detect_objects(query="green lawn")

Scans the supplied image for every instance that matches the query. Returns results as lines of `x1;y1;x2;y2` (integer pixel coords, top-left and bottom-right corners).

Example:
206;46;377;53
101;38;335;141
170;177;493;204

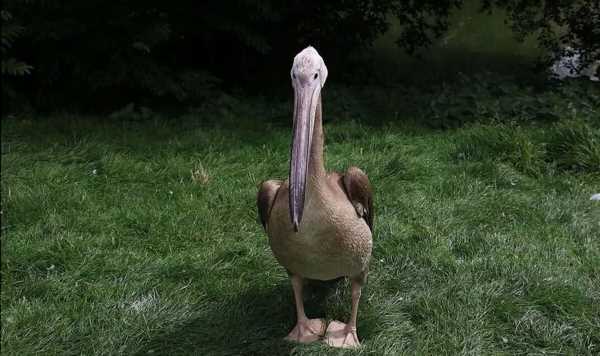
2;82;600;355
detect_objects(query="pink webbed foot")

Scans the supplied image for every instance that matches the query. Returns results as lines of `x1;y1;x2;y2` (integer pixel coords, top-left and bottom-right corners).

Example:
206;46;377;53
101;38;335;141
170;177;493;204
324;320;360;348
284;318;326;343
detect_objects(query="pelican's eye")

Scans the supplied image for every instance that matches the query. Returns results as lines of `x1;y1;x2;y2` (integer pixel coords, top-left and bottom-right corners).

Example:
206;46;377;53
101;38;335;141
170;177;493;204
292;73;296;79
313;73;318;80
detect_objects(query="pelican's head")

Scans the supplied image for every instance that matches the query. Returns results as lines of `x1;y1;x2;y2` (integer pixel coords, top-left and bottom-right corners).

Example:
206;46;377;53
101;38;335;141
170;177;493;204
290;46;328;90
289;46;328;232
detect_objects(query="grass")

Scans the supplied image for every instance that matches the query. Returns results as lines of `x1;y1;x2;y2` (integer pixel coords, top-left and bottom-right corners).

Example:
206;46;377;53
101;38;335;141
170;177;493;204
2;82;599;355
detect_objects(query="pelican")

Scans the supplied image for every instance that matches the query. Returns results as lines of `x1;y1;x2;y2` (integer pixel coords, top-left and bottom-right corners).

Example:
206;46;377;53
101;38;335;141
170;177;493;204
257;47;373;348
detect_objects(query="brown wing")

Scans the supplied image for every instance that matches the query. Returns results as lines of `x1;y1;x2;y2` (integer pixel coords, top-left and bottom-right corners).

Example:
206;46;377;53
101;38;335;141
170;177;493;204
257;180;283;230
342;166;374;232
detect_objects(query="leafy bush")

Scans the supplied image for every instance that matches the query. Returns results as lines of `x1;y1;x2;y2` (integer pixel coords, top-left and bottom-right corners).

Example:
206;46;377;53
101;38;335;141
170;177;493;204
1;8;33;113
3;0;398;110
326;71;598;129
1;10;32;77
483;0;600;71
424;72;600;127
3;0;598;112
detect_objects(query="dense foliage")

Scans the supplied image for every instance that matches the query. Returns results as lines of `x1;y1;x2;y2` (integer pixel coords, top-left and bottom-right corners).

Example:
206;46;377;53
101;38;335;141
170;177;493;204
483;0;600;69
1;10;32;76
1;8;33;107
1;0;598;112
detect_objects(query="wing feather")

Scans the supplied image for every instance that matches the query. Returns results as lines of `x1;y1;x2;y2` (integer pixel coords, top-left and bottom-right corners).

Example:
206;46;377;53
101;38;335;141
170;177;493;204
257;180;282;230
342;167;374;232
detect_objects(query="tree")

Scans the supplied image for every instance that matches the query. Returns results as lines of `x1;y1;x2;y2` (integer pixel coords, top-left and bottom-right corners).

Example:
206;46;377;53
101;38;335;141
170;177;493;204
1;9;32;76
482;0;600;71
2;0;598;112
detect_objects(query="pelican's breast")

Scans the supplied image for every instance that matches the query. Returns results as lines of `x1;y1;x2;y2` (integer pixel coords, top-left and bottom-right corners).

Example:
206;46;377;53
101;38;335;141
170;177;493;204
267;179;372;281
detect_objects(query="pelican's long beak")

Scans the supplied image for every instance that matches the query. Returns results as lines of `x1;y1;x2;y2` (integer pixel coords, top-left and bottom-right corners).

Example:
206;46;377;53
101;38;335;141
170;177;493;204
289;82;321;232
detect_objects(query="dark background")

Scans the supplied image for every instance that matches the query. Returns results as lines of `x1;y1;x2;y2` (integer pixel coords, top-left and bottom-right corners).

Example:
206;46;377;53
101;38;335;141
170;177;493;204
2;0;599;113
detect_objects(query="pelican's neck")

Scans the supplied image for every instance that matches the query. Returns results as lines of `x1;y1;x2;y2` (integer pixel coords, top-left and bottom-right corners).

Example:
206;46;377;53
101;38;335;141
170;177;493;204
308;96;325;180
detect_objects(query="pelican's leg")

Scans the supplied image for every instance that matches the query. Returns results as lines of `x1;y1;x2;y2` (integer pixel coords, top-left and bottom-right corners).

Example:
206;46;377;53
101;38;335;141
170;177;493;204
285;275;326;343
324;279;362;348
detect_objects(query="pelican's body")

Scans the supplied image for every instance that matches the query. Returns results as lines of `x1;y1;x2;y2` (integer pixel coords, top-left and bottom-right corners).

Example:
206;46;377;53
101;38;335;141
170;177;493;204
257;47;373;348
267;174;372;281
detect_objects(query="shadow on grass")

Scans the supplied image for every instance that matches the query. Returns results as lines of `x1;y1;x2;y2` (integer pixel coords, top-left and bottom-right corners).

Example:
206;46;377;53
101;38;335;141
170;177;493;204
135;279;349;356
